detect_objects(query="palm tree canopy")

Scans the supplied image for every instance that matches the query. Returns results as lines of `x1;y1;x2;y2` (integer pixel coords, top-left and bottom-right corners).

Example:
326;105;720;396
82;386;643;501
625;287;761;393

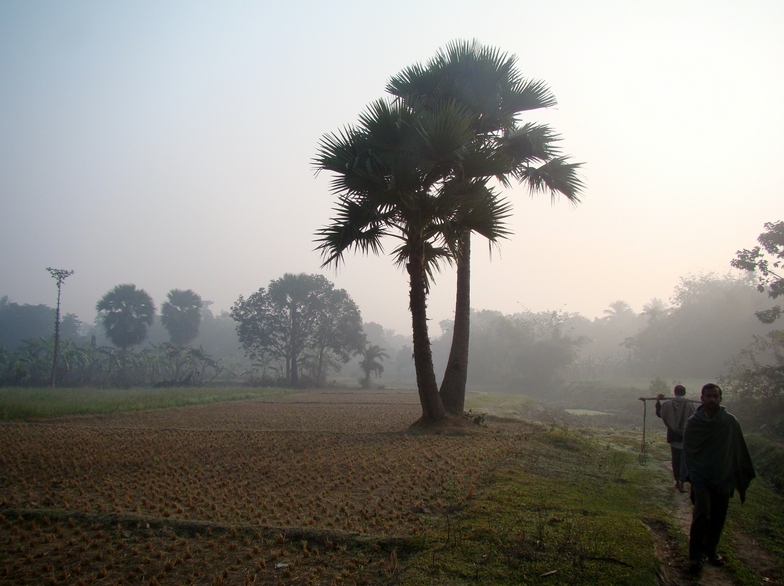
161;289;203;346
314;98;512;289
96;284;156;349
387;39;584;203
603;300;634;319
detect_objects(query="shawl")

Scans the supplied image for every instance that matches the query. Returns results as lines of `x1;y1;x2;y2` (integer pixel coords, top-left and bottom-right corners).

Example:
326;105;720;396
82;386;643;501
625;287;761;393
659;397;697;447
683;406;756;503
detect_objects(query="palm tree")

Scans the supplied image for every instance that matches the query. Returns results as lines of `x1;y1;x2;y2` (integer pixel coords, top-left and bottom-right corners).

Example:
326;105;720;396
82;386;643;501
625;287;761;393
96;284;156;350
642;298;668;322
315;98;510;423
603;300;634;320
161;289;203;346
387;40;584;414
359;343;389;388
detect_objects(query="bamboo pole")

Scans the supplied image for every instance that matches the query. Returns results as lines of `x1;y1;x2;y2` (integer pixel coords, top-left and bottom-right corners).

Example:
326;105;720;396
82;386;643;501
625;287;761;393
638;397;701;403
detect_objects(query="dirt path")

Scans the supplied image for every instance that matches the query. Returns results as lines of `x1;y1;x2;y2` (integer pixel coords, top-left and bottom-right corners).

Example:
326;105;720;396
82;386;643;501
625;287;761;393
645;486;734;586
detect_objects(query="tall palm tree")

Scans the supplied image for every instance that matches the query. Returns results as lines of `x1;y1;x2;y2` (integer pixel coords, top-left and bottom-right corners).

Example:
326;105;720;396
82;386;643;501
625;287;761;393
46;267;74;388
161;289;203;346
96;284;156;350
387;40;584;414
315;98;511;423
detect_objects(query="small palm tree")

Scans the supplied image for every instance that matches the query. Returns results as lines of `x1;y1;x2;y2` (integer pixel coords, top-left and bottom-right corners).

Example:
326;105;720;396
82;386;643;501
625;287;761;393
161;289;203;346
96;284;156;350
359;344;389;388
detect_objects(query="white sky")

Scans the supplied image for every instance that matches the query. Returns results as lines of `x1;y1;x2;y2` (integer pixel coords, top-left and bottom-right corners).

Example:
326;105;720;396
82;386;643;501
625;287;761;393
1;0;782;336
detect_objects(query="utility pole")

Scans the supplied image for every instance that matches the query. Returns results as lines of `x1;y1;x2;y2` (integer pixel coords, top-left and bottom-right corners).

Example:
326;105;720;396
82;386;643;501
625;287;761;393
46;267;74;388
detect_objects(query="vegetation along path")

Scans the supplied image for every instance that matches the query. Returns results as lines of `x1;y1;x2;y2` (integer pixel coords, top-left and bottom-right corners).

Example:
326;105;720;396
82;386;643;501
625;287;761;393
0;388;781;585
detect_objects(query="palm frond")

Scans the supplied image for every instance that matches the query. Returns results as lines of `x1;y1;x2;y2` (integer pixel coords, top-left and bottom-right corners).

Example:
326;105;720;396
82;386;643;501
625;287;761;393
314;198;387;267
504;78;558;112
503;123;562;162
517;157;585;203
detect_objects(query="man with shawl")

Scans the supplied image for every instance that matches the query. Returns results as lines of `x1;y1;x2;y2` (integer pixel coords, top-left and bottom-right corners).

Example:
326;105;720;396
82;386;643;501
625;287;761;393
683;383;755;575
656;384;697;491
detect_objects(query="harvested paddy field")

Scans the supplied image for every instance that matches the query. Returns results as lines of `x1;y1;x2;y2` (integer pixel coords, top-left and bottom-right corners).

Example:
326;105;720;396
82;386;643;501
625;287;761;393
1;389;782;585
0;390;532;585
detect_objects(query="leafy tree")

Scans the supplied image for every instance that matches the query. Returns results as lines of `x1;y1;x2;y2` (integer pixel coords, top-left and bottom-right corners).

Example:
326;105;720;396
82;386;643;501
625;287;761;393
96;284;156;350
161;289;203;345
732;220;784;324
394;344;415;381
0;298;81;351
386;40;584;414
720;330;784;429
309;285;365;384
230;274;364;387
359;343;389;388
193;303;241;360
723;221;784;429
0;299;54;350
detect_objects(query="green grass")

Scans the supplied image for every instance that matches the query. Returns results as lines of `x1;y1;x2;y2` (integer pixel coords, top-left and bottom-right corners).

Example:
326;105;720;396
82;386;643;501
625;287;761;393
397;426;668;585
723;466;784;585
746;433;784;493
465;391;534;411
397;424;782;585
0;386;289;420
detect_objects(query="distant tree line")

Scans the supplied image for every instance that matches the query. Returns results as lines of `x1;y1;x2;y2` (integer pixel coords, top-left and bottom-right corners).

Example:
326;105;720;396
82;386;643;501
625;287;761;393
351;271;779;400
0;285;220;387
0;296;81;351
0;272;776;393
2;223;782;428
0;275;368;389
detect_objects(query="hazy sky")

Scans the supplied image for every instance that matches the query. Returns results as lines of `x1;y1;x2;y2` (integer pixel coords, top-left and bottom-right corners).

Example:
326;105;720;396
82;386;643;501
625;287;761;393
2;0;782;336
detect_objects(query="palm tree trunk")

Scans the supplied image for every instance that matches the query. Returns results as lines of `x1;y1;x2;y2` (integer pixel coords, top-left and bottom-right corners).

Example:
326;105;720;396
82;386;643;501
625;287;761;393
440;231;471;414
407;248;446;423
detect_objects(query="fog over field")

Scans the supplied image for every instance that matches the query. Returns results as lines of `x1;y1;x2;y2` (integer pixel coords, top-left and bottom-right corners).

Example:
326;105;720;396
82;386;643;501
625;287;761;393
1;1;782;335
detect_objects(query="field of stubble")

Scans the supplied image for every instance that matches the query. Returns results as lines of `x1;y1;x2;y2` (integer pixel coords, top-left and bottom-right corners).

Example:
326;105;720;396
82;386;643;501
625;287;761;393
0;390;536;585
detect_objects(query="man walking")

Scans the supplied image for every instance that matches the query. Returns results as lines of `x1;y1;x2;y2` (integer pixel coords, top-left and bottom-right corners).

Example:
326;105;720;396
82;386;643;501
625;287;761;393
656;384;697;491
683;383;755;575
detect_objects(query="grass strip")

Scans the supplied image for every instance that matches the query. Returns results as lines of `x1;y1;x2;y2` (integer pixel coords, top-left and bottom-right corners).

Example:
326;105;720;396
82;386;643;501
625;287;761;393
0;386;289;420
397;427;666;585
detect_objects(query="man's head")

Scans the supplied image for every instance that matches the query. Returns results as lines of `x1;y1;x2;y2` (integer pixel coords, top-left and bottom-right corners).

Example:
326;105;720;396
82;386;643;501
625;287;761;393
700;383;722;416
674;384;686;396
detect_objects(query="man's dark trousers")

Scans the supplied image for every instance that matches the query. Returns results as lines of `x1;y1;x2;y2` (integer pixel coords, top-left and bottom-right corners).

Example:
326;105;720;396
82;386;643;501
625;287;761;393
689;483;730;561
